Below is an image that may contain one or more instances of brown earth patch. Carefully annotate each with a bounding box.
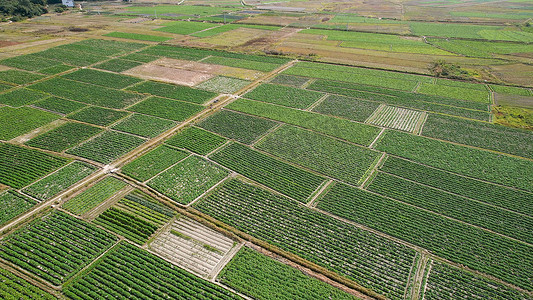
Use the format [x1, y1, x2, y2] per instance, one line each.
[0, 41, 21, 48]
[124, 63, 214, 86]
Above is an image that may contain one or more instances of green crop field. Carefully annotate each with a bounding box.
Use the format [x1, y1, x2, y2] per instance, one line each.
[1, 5, 533, 299]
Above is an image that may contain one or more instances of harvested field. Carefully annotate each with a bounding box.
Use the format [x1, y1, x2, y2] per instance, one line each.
[123, 63, 214, 86]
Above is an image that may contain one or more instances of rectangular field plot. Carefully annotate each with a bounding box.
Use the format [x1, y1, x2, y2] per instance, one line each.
[219, 247, 358, 300]
[62, 69, 142, 89]
[0, 88, 48, 107]
[422, 114, 533, 159]
[66, 130, 146, 164]
[380, 157, 533, 216]
[155, 21, 218, 35]
[104, 31, 172, 42]
[62, 176, 127, 215]
[227, 99, 381, 146]
[368, 172, 533, 244]
[116, 190, 175, 227]
[269, 74, 311, 88]
[366, 105, 426, 133]
[0, 211, 117, 286]
[23, 161, 96, 201]
[0, 54, 60, 71]
[315, 183, 533, 292]
[0, 107, 60, 140]
[148, 156, 228, 205]
[195, 76, 250, 94]
[0, 69, 45, 85]
[0, 191, 36, 227]
[67, 106, 129, 127]
[194, 179, 416, 299]
[256, 125, 380, 186]
[0, 267, 57, 299]
[126, 80, 217, 104]
[312, 95, 381, 123]
[63, 242, 241, 299]
[128, 96, 203, 122]
[198, 110, 278, 144]
[25, 122, 103, 152]
[210, 142, 325, 203]
[166, 126, 227, 155]
[150, 216, 236, 278]
[57, 39, 147, 57]
[422, 262, 532, 300]
[29, 78, 145, 109]
[418, 83, 490, 103]
[122, 145, 188, 182]
[39, 64, 74, 75]
[93, 59, 142, 73]
[32, 97, 87, 115]
[244, 83, 324, 109]
[375, 130, 533, 192]
[0, 143, 68, 189]
[111, 114, 176, 138]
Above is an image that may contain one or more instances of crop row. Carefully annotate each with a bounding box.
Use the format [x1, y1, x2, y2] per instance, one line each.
[368, 172, 533, 244]
[0, 88, 48, 107]
[148, 155, 228, 205]
[312, 94, 380, 122]
[93, 59, 143, 73]
[244, 83, 324, 109]
[112, 113, 176, 138]
[421, 114, 533, 159]
[122, 145, 189, 182]
[209, 142, 324, 202]
[68, 106, 129, 127]
[0, 191, 35, 227]
[194, 179, 416, 299]
[0, 69, 45, 85]
[256, 125, 380, 186]
[23, 161, 96, 201]
[219, 247, 358, 300]
[128, 96, 203, 122]
[0, 211, 117, 286]
[367, 105, 423, 132]
[198, 110, 278, 144]
[26, 122, 103, 152]
[104, 31, 171, 42]
[417, 83, 490, 103]
[226, 99, 381, 146]
[380, 156, 533, 216]
[116, 190, 175, 227]
[316, 183, 533, 291]
[0, 267, 56, 299]
[0, 143, 68, 189]
[126, 81, 217, 105]
[195, 76, 250, 94]
[166, 126, 226, 155]
[66, 130, 146, 164]
[374, 130, 533, 192]
[62, 176, 127, 215]
[94, 207, 158, 245]
[62, 69, 142, 89]
[33, 97, 87, 115]
[64, 242, 241, 299]
[0, 107, 59, 140]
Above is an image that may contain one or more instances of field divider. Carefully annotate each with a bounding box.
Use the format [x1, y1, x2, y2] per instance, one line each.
[305, 93, 329, 111]
[81, 184, 134, 221]
[365, 103, 386, 124]
[208, 241, 245, 281]
[413, 111, 428, 135]
[249, 122, 283, 147]
[368, 127, 386, 149]
[300, 78, 317, 89]
[186, 175, 233, 208]
[306, 179, 333, 208]
[359, 152, 386, 188]
[417, 259, 434, 300]
[410, 254, 432, 300]
[0, 259, 62, 297]
[141, 153, 192, 184]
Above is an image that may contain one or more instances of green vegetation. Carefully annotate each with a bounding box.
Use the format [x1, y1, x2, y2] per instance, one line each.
[104, 32, 172, 42]
[380, 157, 533, 216]
[0, 143, 68, 189]
[422, 114, 533, 158]
[33, 97, 87, 115]
[0, 211, 117, 285]
[66, 130, 145, 164]
[166, 126, 226, 155]
[0, 69, 45, 85]
[23, 162, 96, 201]
[210, 142, 325, 202]
[62, 176, 127, 215]
[195, 76, 250, 94]
[270, 74, 310, 88]
[195, 179, 416, 299]
[493, 106, 533, 130]
[0, 267, 56, 299]
[93, 59, 142, 72]
[122, 145, 188, 182]
[313, 95, 380, 122]
[219, 247, 358, 300]
[256, 125, 380, 185]
[127, 80, 216, 104]
[63, 242, 241, 299]
[67, 106, 129, 127]
[62, 69, 142, 89]
[0, 0, 47, 21]
[112, 114, 176, 138]
[116, 190, 175, 227]
[0, 88, 48, 107]
[128, 96, 203, 121]
[227, 99, 381, 146]
[417, 83, 490, 103]
[155, 21, 218, 35]
[316, 183, 533, 291]
[94, 207, 158, 244]
[39, 64, 74, 75]
[30, 78, 144, 109]
[0, 191, 35, 227]
[198, 110, 278, 144]
[0, 106, 59, 140]
[192, 24, 280, 38]
[374, 130, 533, 191]
[148, 155, 228, 205]
[26, 122, 103, 152]
[203, 56, 280, 72]
[245, 83, 324, 109]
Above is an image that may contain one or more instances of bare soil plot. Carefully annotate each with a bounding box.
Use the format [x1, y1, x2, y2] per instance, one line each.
[150, 216, 237, 278]
[123, 63, 214, 86]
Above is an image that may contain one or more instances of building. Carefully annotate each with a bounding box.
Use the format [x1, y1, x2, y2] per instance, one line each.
[62, 0, 74, 7]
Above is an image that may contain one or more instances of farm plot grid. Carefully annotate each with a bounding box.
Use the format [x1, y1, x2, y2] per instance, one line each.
[366, 105, 426, 133]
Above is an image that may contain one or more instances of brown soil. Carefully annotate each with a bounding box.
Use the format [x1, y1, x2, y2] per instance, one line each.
[0, 41, 21, 48]
[124, 63, 214, 86]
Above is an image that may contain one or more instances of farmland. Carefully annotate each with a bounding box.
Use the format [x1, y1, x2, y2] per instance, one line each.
[0, 3, 532, 299]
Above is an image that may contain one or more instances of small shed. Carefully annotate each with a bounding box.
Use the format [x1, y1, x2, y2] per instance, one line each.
[62, 0, 74, 7]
